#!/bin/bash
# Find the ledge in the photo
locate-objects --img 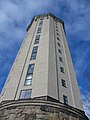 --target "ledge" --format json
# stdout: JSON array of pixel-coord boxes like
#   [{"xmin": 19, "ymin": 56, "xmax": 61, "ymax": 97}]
[{"xmin": 0, "ymin": 99, "xmax": 88, "ymax": 120}]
